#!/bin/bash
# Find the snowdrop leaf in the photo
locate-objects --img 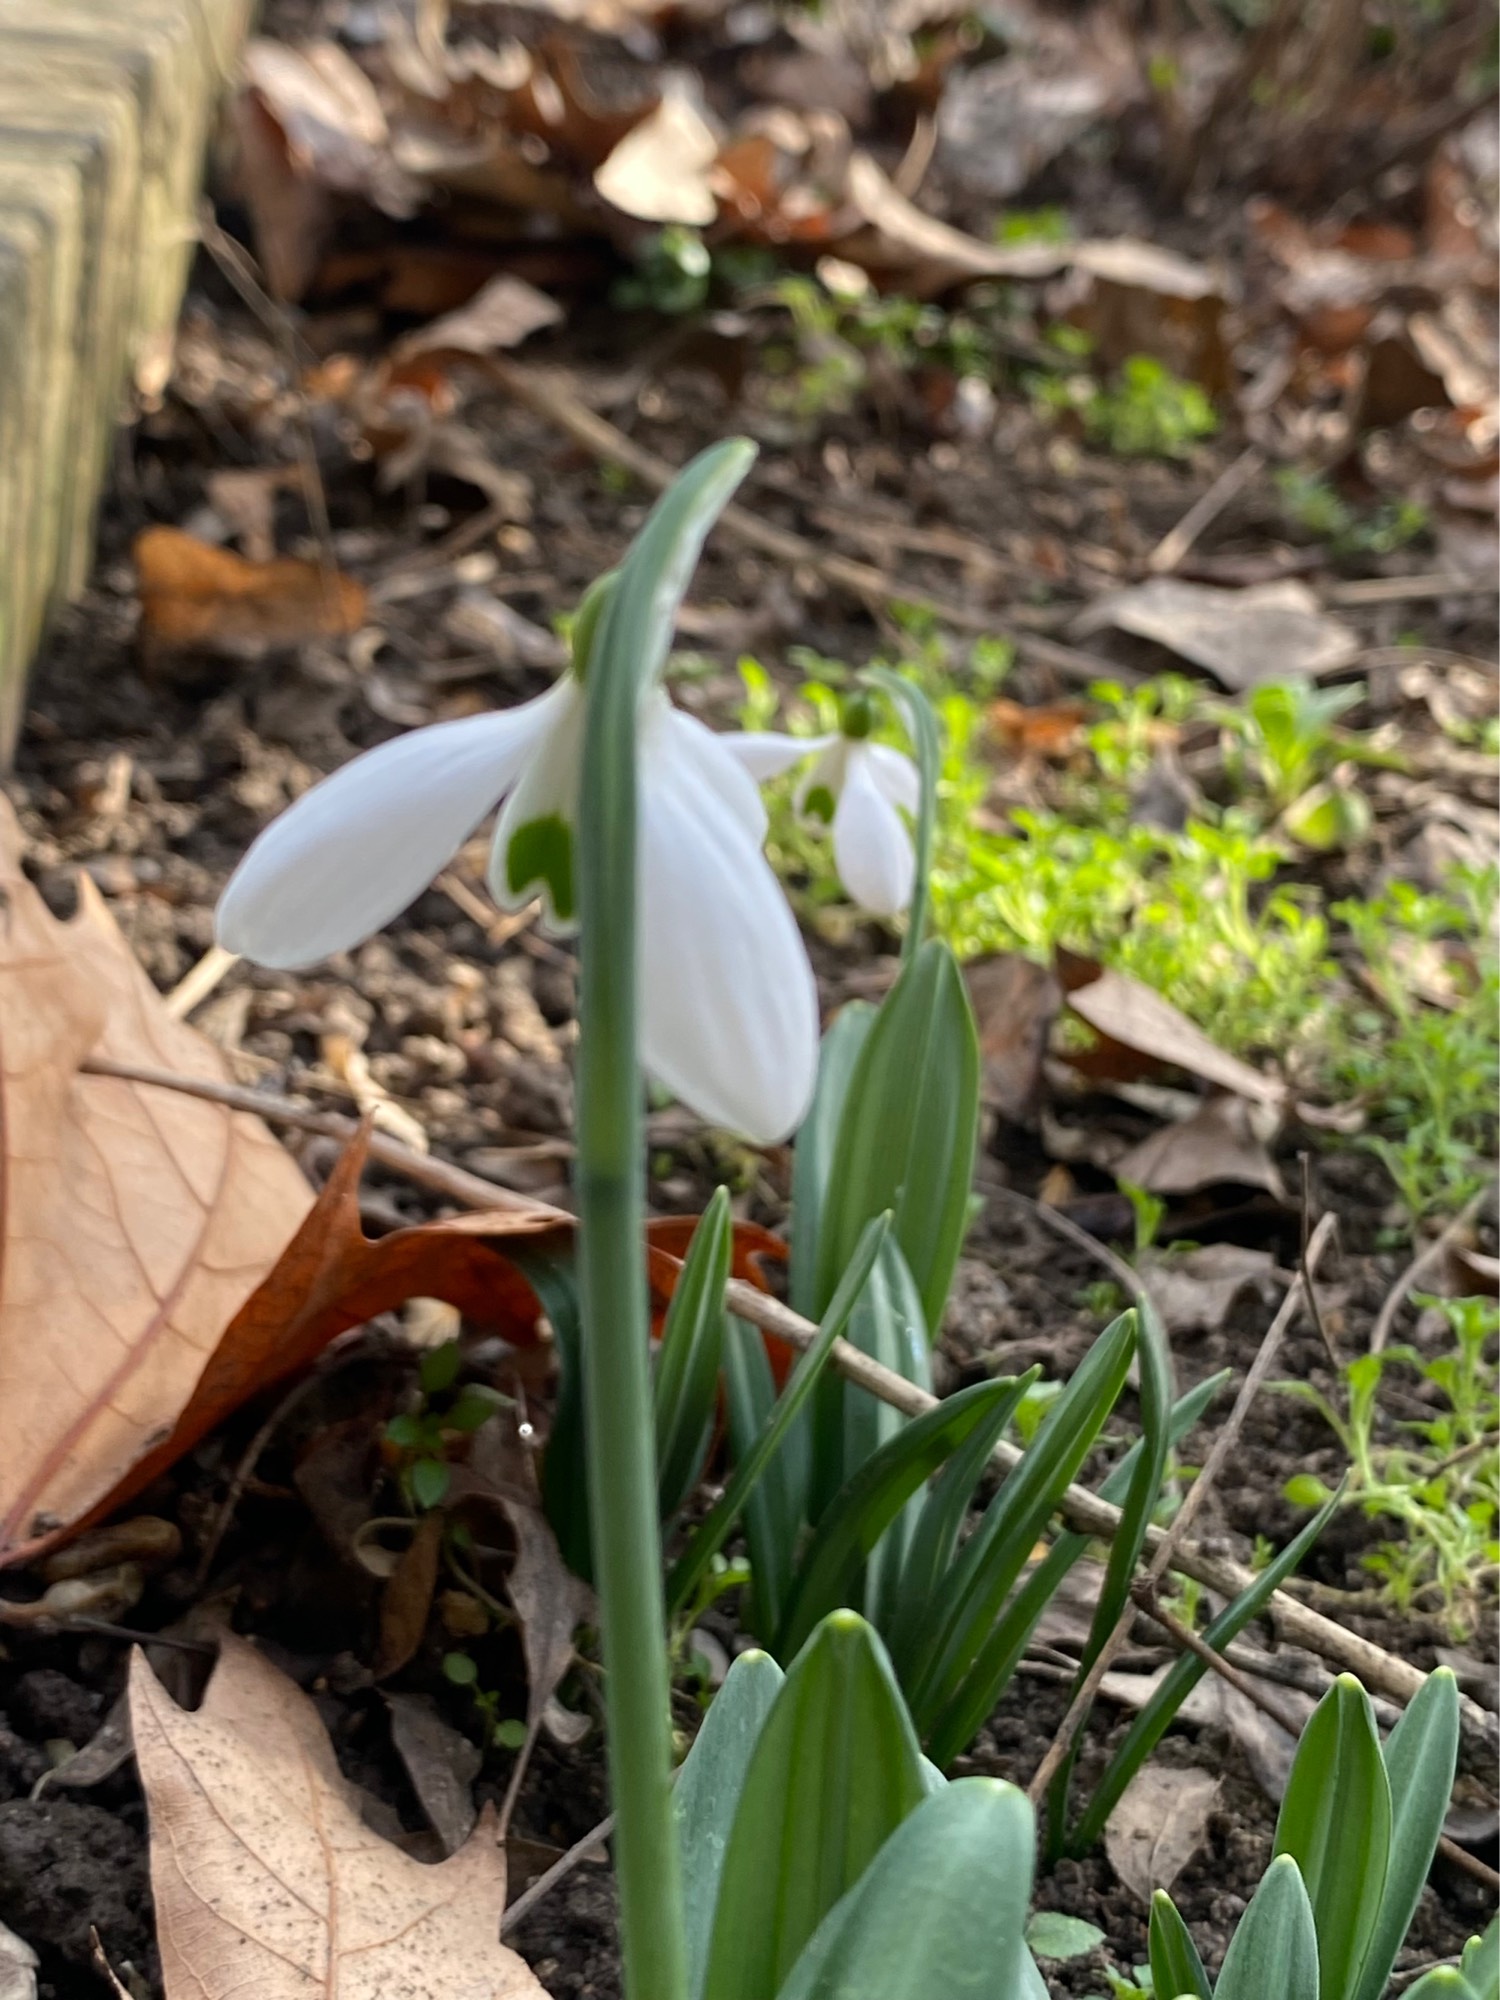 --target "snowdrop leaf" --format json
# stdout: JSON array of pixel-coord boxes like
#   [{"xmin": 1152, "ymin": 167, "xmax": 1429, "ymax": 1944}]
[{"xmin": 1215, "ymin": 1855, "xmax": 1320, "ymax": 2000}]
